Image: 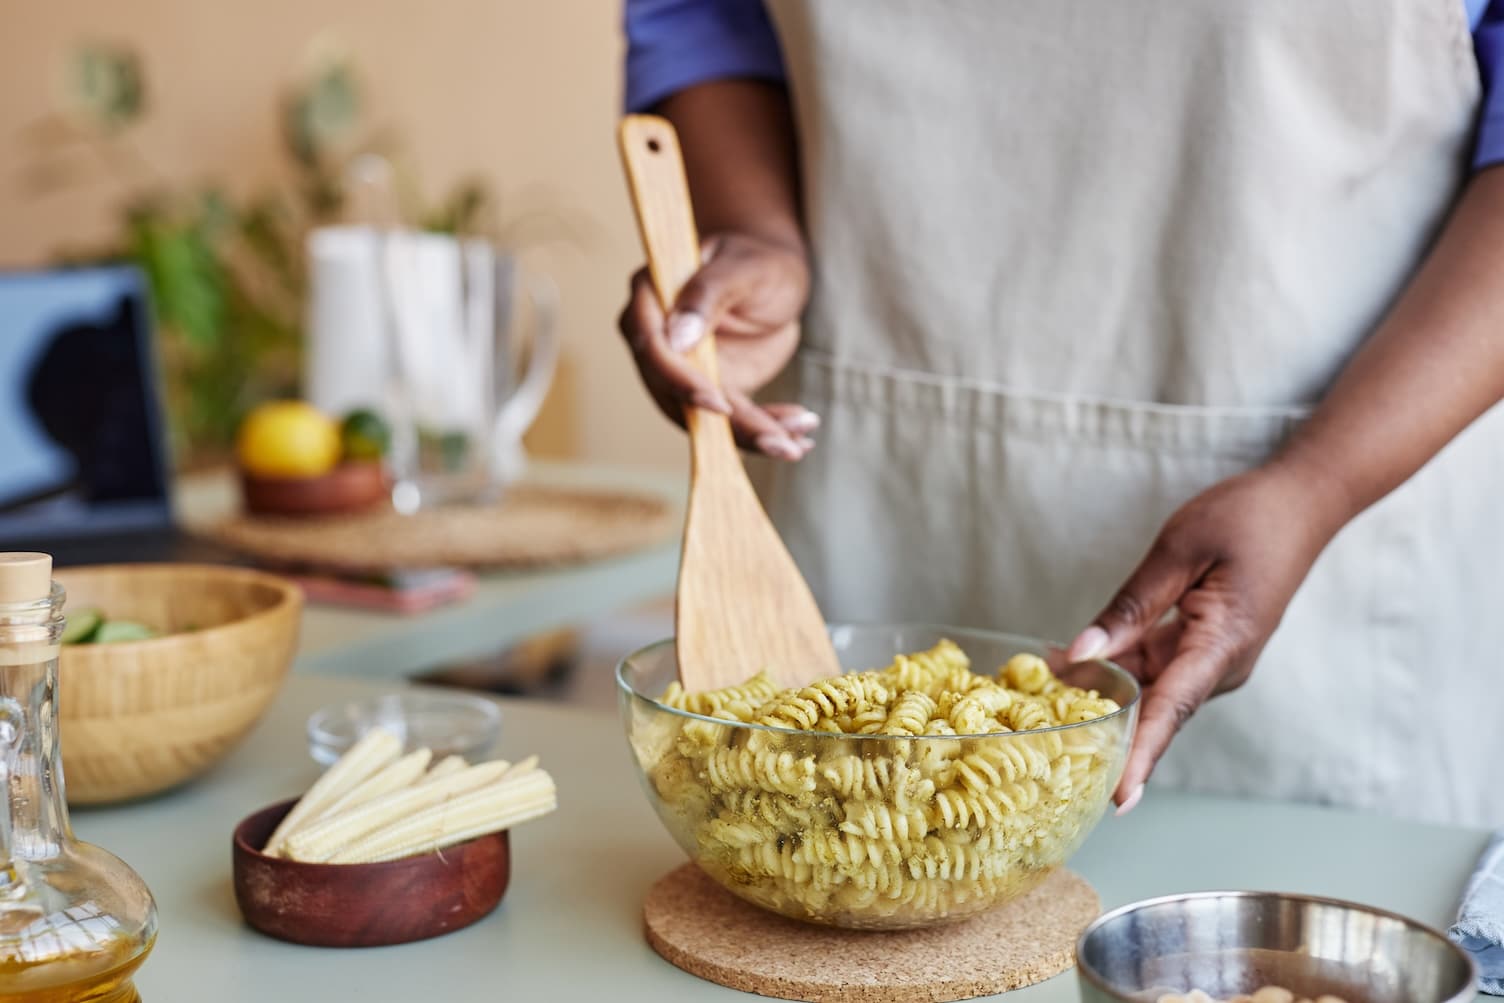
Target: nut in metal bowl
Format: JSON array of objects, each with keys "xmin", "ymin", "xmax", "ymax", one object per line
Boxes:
[
  {"xmin": 1076, "ymin": 890, "xmax": 1478, "ymax": 1002},
  {"xmin": 617, "ymin": 623, "xmax": 1140, "ymax": 930}
]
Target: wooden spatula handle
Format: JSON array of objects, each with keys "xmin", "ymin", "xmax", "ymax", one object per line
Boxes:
[
  {"xmin": 618, "ymin": 116, "xmax": 842, "ymax": 691},
  {"xmin": 618, "ymin": 115, "xmax": 728, "ymax": 421}
]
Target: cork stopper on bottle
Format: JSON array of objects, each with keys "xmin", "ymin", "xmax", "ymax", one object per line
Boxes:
[{"xmin": 0, "ymin": 553, "xmax": 53, "ymax": 604}]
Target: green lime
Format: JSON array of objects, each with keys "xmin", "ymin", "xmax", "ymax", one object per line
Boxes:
[
  {"xmin": 93, "ymin": 620, "xmax": 158, "ymax": 644},
  {"xmin": 61, "ymin": 608, "xmax": 103, "ymax": 645},
  {"xmin": 341, "ymin": 408, "xmax": 391, "ymax": 461}
]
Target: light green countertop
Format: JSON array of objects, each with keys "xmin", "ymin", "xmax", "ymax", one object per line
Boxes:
[{"xmin": 72, "ymin": 673, "xmax": 1489, "ymax": 1003}]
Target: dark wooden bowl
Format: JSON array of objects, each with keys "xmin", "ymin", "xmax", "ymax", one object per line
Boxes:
[
  {"xmin": 240, "ymin": 462, "xmax": 389, "ymax": 517},
  {"xmin": 232, "ymin": 799, "xmax": 510, "ymax": 947}
]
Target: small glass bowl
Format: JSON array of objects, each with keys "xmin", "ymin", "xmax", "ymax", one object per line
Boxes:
[
  {"xmin": 307, "ymin": 691, "xmax": 502, "ymax": 766},
  {"xmin": 617, "ymin": 623, "xmax": 1140, "ymax": 931}
]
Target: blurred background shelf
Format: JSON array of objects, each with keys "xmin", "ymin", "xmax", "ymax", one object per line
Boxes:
[
  {"xmin": 4, "ymin": 4, "xmax": 693, "ymax": 697},
  {"xmin": 297, "ymin": 540, "xmax": 676, "ymax": 680},
  {"xmin": 178, "ymin": 460, "xmax": 682, "ymax": 684}
]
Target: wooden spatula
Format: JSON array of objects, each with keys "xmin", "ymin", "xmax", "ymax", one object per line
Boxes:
[{"xmin": 618, "ymin": 114, "xmax": 841, "ymax": 693}]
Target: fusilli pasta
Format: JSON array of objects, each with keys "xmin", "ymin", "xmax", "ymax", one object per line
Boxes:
[{"xmin": 636, "ymin": 640, "xmax": 1130, "ymax": 928}]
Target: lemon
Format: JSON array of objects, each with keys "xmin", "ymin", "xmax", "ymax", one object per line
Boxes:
[{"xmin": 237, "ymin": 401, "xmax": 342, "ymax": 479}]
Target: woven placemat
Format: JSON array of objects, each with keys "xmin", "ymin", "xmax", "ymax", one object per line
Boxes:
[
  {"xmin": 643, "ymin": 863, "xmax": 1099, "ymax": 1003},
  {"xmin": 202, "ymin": 485, "xmax": 676, "ymax": 572}
]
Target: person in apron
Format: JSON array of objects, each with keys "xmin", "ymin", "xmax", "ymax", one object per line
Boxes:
[{"xmin": 619, "ymin": 1, "xmax": 1504, "ymax": 829}]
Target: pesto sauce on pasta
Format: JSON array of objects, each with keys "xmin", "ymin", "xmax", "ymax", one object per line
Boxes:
[{"xmin": 642, "ymin": 640, "xmax": 1127, "ymax": 928}]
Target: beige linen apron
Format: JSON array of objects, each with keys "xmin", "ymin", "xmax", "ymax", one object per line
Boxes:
[{"xmin": 755, "ymin": 0, "xmax": 1504, "ymax": 826}]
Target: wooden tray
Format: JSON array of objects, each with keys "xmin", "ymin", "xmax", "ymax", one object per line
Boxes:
[{"xmin": 203, "ymin": 484, "xmax": 675, "ymax": 573}]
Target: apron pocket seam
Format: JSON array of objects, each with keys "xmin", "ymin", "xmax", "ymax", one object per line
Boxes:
[{"xmin": 796, "ymin": 351, "xmax": 1309, "ymax": 460}]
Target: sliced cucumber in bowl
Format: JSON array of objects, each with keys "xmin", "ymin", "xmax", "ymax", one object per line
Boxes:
[
  {"xmin": 60, "ymin": 608, "xmax": 103, "ymax": 645},
  {"xmin": 62, "ymin": 610, "xmax": 159, "ymax": 645}
]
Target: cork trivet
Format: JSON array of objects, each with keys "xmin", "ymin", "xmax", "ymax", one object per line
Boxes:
[
  {"xmin": 202, "ymin": 485, "xmax": 675, "ymax": 572},
  {"xmin": 643, "ymin": 863, "xmax": 1099, "ymax": 1003}
]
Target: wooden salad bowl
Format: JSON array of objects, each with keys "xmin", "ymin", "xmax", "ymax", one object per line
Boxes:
[{"xmin": 56, "ymin": 564, "xmax": 302, "ymax": 804}]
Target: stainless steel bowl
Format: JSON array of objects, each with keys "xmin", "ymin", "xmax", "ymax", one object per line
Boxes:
[{"xmin": 1076, "ymin": 891, "xmax": 1476, "ymax": 1002}]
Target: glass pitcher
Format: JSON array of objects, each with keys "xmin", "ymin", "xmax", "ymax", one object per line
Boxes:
[
  {"xmin": 304, "ymin": 225, "xmax": 559, "ymax": 514},
  {"xmin": 377, "ymin": 234, "xmax": 558, "ymax": 513},
  {"xmin": 0, "ymin": 553, "xmax": 156, "ymax": 1003}
]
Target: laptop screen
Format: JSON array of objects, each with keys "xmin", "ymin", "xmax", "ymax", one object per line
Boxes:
[{"xmin": 0, "ymin": 266, "xmax": 172, "ymax": 544}]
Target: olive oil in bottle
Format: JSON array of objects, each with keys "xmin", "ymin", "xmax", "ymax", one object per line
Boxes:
[{"xmin": 0, "ymin": 554, "xmax": 156, "ymax": 1002}]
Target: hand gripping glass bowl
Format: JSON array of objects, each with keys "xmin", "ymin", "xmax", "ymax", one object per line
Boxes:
[{"xmin": 617, "ymin": 624, "xmax": 1140, "ymax": 931}]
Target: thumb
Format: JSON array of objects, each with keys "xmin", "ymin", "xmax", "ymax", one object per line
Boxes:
[
  {"xmin": 1112, "ymin": 628, "xmax": 1228, "ymax": 810},
  {"xmin": 1067, "ymin": 539, "xmax": 1205, "ymax": 663},
  {"xmin": 665, "ymin": 253, "xmax": 753, "ymax": 354}
]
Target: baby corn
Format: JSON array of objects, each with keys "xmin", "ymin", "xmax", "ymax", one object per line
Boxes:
[
  {"xmin": 281, "ymin": 759, "xmax": 513, "ymax": 862},
  {"xmin": 499, "ymin": 754, "xmax": 538, "ymax": 781},
  {"xmin": 310, "ymin": 748, "xmax": 433, "ymax": 824},
  {"xmin": 263, "ymin": 727, "xmax": 401, "ymax": 855},
  {"xmin": 329, "ymin": 770, "xmax": 557, "ymax": 864},
  {"xmin": 418, "ymin": 755, "xmax": 469, "ymax": 784}
]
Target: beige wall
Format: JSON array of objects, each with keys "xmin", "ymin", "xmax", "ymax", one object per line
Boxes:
[{"xmin": 0, "ymin": 0, "xmax": 685, "ymax": 473}]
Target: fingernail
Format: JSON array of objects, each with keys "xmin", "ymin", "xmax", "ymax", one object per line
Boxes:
[
  {"xmin": 1115, "ymin": 784, "xmax": 1145, "ymax": 817},
  {"xmin": 795, "ymin": 436, "xmax": 816, "ymax": 451},
  {"xmin": 1068, "ymin": 625, "xmax": 1109, "ymax": 662},
  {"xmin": 779, "ymin": 409, "xmax": 822, "ymax": 434},
  {"xmin": 668, "ymin": 312, "xmax": 705, "ymax": 353},
  {"xmin": 757, "ymin": 433, "xmax": 804, "ymax": 461},
  {"xmin": 692, "ymin": 391, "xmax": 732, "ymax": 415}
]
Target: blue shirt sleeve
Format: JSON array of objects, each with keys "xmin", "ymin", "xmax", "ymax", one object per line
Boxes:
[
  {"xmin": 623, "ymin": 0, "xmax": 787, "ymax": 113},
  {"xmin": 1471, "ymin": 0, "xmax": 1504, "ymax": 168},
  {"xmin": 625, "ymin": 0, "xmax": 1504, "ymax": 172}
]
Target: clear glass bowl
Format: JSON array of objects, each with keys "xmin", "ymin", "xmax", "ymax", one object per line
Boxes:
[
  {"xmin": 306, "ymin": 691, "xmax": 502, "ymax": 766},
  {"xmin": 617, "ymin": 624, "xmax": 1140, "ymax": 931}
]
